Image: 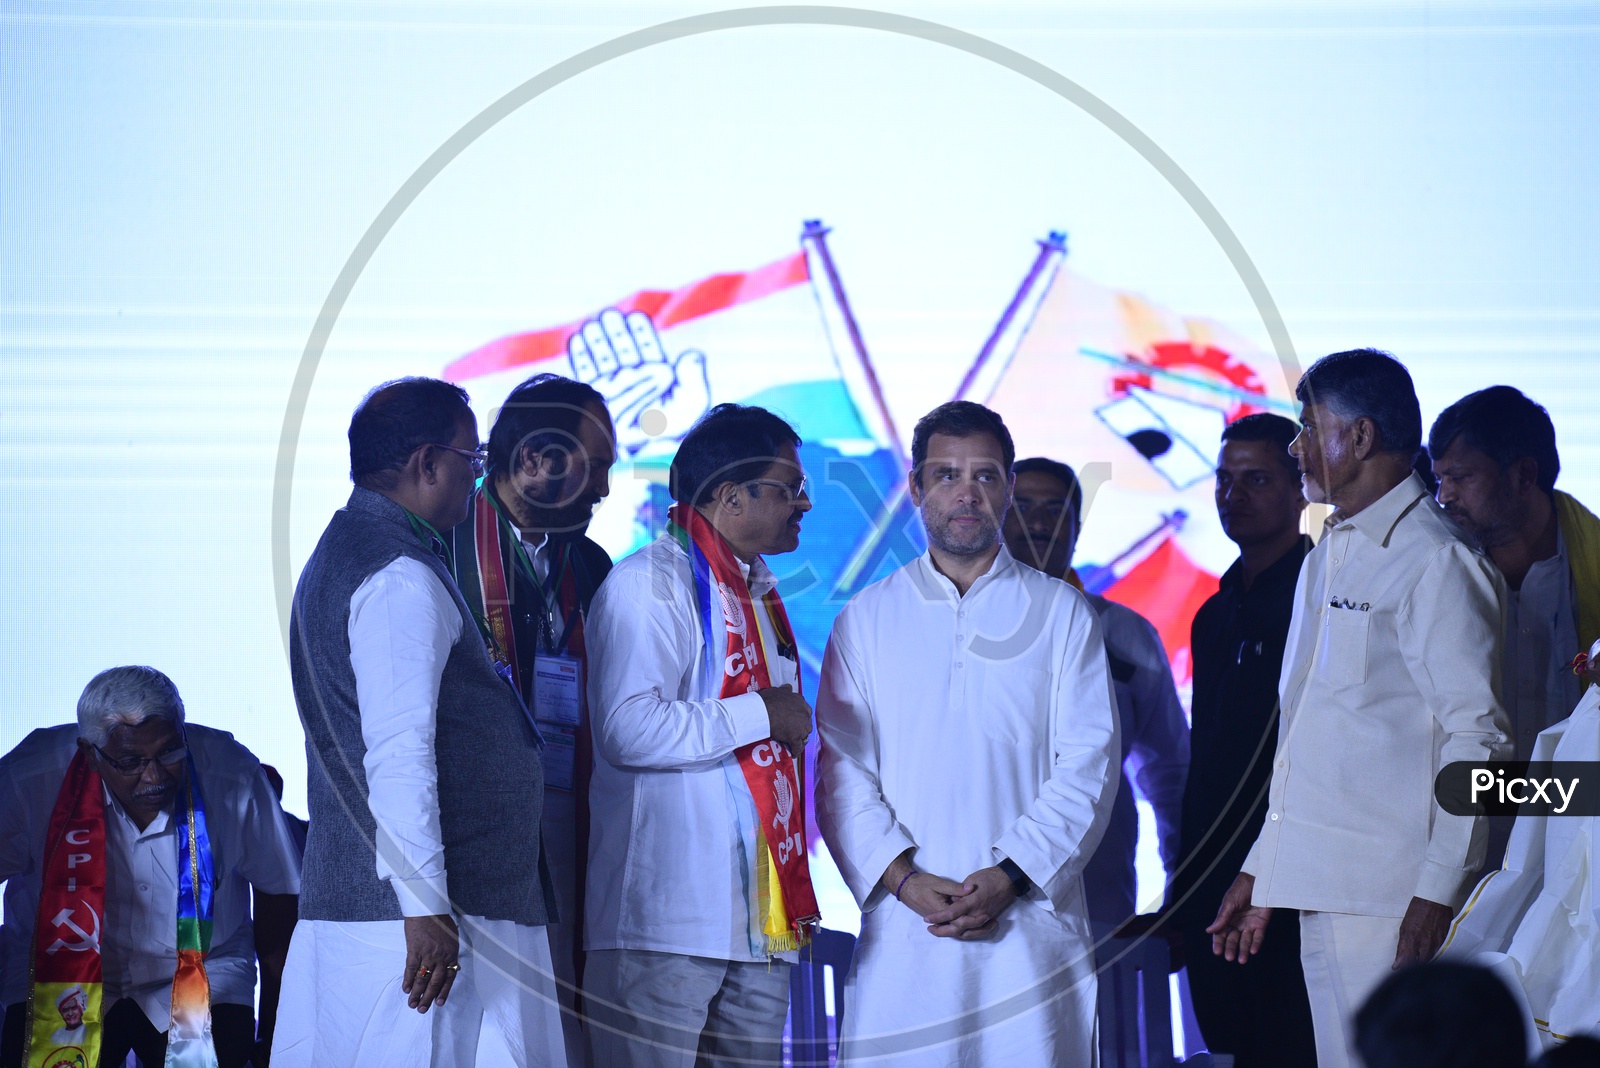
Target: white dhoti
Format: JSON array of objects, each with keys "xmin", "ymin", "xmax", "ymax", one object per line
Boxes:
[
  {"xmin": 841, "ymin": 897, "xmax": 1098, "ymax": 1067},
  {"xmin": 271, "ymin": 916, "xmax": 567, "ymax": 1067},
  {"xmin": 1296, "ymin": 911, "xmax": 1404, "ymax": 1068},
  {"xmin": 1444, "ymin": 683, "xmax": 1600, "ymax": 1054}
]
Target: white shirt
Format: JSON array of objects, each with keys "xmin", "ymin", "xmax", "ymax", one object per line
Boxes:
[
  {"xmin": 517, "ymin": 528, "xmax": 568, "ymax": 651},
  {"xmin": 50, "ymin": 1024, "xmax": 86, "ymax": 1046},
  {"xmin": 1503, "ymin": 528, "xmax": 1582, "ymax": 760},
  {"xmin": 347, "ymin": 554, "xmax": 463, "ymax": 917},
  {"xmin": 1082, "ymin": 593, "xmax": 1189, "ymax": 924},
  {"xmin": 583, "ymin": 533, "xmax": 798, "ymax": 961},
  {"xmin": 816, "ymin": 547, "xmax": 1121, "ymax": 916},
  {"xmin": 1243, "ymin": 473, "xmax": 1511, "ymax": 915},
  {"xmin": 0, "ymin": 723, "xmax": 301, "ymax": 1026}
]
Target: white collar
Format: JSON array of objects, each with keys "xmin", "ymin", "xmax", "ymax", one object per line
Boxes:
[{"xmin": 101, "ymin": 782, "xmax": 173, "ymax": 841}]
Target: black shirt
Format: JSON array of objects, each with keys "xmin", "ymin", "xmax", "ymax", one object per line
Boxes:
[{"xmin": 1168, "ymin": 534, "xmax": 1313, "ymax": 928}]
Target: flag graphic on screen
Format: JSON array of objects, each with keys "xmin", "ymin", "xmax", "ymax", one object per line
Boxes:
[
  {"xmin": 444, "ymin": 221, "xmax": 915, "ymax": 675},
  {"xmin": 961, "ymin": 232, "xmax": 1298, "ymax": 688},
  {"xmin": 444, "ymin": 223, "xmax": 919, "ymax": 937}
]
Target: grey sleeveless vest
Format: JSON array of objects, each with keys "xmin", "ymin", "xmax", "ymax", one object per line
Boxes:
[{"xmin": 290, "ymin": 487, "xmax": 552, "ymax": 924}]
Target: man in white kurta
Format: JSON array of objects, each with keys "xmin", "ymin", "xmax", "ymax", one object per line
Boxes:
[{"xmin": 816, "ymin": 402, "xmax": 1120, "ymax": 1066}]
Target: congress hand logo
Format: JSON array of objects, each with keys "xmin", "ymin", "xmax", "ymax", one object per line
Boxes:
[{"xmin": 567, "ymin": 309, "xmax": 711, "ymax": 455}]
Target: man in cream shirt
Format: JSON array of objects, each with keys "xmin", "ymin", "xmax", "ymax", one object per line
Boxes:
[{"xmin": 1209, "ymin": 349, "xmax": 1510, "ymax": 1068}]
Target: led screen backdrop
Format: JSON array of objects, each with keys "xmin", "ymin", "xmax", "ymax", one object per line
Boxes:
[
  {"xmin": 429, "ymin": 219, "xmax": 1304, "ymax": 925},
  {"xmin": 3, "ymin": 1, "xmax": 1597, "ymax": 936}
]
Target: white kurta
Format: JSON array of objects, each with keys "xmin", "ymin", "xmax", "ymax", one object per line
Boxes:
[
  {"xmin": 1442, "ymin": 669, "xmax": 1600, "ymax": 1053},
  {"xmin": 816, "ymin": 548, "xmax": 1121, "ymax": 1067}
]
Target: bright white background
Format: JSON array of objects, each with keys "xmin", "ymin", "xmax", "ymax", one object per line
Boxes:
[{"xmin": 3, "ymin": 1, "xmax": 1596, "ymax": 928}]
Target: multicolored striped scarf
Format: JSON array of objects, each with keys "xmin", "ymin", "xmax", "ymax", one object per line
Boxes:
[
  {"xmin": 669, "ymin": 505, "xmax": 819, "ymax": 954},
  {"xmin": 25, "ymin": 749, "xmax": 217, "ymax": 1068}
]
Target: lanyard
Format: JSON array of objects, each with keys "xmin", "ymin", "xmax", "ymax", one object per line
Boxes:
[
  {"xmin": 485, "ymin": 491, "xmax": 578, "ymax": 655},
  {"xmin": 404, "ymin": 509, "xmax": 452, "ymax": 570}
]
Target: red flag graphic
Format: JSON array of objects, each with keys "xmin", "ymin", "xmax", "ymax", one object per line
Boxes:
[{"xmin": 1103, "ymin": 537, "xmax": 1220, "ymax": 688}]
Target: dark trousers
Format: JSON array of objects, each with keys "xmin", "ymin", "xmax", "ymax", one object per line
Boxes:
[
  {"xmin": 2, "ymin": 999, "xmax": 255, "ymax": 1068},
  {"xmin": 1183, "ymin": 912, "xmax": 1318, "ymax": 1068}
]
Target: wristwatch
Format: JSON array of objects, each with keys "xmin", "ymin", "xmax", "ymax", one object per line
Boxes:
[{"xmin": 997, "ymin": 857, "xmax": 1032, "ymax": 898}]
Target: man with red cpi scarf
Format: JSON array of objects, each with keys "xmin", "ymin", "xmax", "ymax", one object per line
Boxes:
[
  {"xmin": 0, "ymin": 666, "xmax": 301, "ymax": 1068},
  {"xmin": 582, "ymin": 403, "xmax": 819, "ymax": 1068}
]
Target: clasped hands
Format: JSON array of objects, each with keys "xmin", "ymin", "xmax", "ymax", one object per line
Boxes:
[{"xmin": 882, "ymin": 853, "xmax": 1016, "ymax": 941}]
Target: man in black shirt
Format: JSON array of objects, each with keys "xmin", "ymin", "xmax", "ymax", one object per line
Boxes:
[
  {"xmin": 445, "ymin": 373, "xmax": 617, "ymax": 1065},
  {"xmin": 1168, "ymin": 412, "xmax": 1318, "ymax": 1066}
]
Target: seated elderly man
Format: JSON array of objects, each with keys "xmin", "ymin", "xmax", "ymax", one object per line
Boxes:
[{"xmin": 0, "ymin": 665, "xmax": 302, "ymax": 1068}]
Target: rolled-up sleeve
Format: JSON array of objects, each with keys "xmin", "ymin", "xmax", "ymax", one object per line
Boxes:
[{"xmin": 236, "ymin": 758, "xmax": 303, "ymax": 896}]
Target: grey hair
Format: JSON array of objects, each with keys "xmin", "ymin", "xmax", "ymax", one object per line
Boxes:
[{"xmin": 76, "ymin": 666, "xmax": 186, "ymax": 747}]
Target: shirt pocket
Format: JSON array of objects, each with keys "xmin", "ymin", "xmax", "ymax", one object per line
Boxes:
[
  {"xmin": 971, "ymin": 662, "xmax": 1053, "ymax": 746},
  {"xmin": 1317, "ymin": 607, "xmax": 1370, "ymax": 683}
]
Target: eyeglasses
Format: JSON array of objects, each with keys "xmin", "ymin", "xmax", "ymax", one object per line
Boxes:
[
  {"xmin": 93, "ymin": 744, "xmax": 188, "ymax": 777},
  {"xmin": 429, "ymin": 443, "xmax": 489, "ymax": 476},
  {"xmin": 745, "ymin": 476, "xmax": 809, "ymax": 503}
]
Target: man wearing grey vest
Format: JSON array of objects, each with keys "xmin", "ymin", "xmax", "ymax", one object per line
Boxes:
[{"xmin": 272, "ymin": 377, "xmax": 564, "ymax": 1068}]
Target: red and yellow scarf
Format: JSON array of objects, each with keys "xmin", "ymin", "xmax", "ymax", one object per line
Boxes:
[
  {"xmin": 25, "ymin": 749, "xmax": 216, "ymax": 1068},
  {"xmin": 669, "ymin": 505, "xmax": 820, "ymax": 953}
]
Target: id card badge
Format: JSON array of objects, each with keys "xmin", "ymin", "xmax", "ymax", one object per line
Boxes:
[
  {"xmin": 541, "ymin": 725, "xmax": 577, "ymax": 792},
  {"xmin": 532, "ymin": 653, "xmax": 583, "ymax": 726}
]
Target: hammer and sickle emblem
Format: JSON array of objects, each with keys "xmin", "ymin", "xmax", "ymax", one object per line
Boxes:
[
  {"xmin": 45, "ymin": 903, "xmax": 101, "ymax": 955},
  {"xmin": 772, "ymin": 769, "xmax": 794, "ymax": 835}
]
